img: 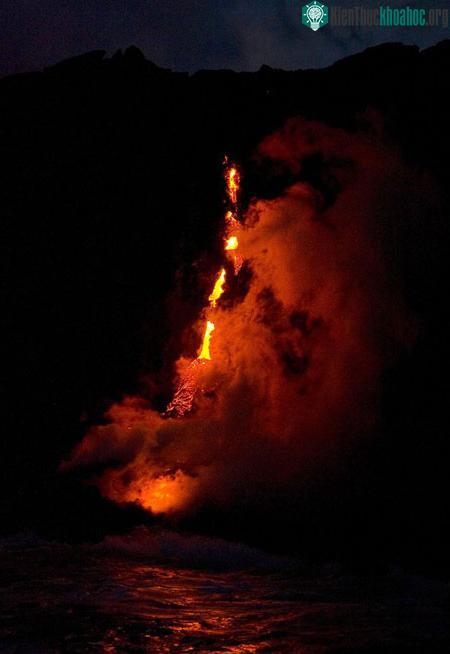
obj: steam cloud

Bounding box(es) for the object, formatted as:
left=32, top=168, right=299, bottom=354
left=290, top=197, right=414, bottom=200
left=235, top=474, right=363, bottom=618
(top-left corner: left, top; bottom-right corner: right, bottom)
left=63, top=118, right=426, bottom=516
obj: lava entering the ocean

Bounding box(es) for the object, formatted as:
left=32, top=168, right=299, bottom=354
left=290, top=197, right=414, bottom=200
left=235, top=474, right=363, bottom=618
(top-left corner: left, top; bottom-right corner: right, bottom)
left=63, top=119, right=417, bottom=518
left=165, top=158, right=243, bottom=418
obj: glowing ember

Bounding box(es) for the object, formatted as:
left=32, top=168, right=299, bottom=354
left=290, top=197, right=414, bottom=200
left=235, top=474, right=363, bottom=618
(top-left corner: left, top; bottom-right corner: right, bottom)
left=198, top=320, right=215, bottom=361
left=225, top=236, right=238, bottom=251
left=227, top=166, right=240, bottom=206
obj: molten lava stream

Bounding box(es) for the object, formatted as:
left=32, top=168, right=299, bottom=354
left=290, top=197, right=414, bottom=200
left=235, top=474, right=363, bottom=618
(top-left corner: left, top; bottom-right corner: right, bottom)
left=209, top=268, right=226, bottom=308
left=198, top=320, right=215, bottom=361
left=165, top=157, right=242, bottom=419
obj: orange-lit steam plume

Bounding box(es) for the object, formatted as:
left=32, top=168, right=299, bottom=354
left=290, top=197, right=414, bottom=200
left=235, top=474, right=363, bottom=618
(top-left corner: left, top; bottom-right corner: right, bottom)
left=63, top=119, right=419, bottom=518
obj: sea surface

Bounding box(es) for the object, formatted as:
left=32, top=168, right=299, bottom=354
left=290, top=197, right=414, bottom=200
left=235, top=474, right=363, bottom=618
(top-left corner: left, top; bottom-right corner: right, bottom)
left=0, top=529, right=448, bottom=653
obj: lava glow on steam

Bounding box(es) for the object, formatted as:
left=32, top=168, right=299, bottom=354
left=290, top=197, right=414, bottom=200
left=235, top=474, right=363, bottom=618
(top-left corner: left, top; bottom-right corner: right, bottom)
left=129, top=470, right=199, bottom=515
left=63, top=119, right=414, bottom=519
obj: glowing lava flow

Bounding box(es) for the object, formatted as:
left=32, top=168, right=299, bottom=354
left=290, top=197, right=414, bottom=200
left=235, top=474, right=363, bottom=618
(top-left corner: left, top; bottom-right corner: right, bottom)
left=208, top=268, right=226, bottom=308
left=198, top=320, right=215, bottom=361
left=165, top=158, right=242, bottom=417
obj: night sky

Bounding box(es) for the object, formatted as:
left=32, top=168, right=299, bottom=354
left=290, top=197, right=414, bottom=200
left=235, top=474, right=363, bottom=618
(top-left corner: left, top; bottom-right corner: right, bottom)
left=1, top=0, right=448, bottom=77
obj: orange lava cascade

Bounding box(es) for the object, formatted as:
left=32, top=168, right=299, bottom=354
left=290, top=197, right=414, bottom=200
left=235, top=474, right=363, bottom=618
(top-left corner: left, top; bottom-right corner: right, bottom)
left=208, top=268, right=226, bottom=308
left=198, top=320, right=215, bottom=361
left=165, top=157, right=242, bottom=417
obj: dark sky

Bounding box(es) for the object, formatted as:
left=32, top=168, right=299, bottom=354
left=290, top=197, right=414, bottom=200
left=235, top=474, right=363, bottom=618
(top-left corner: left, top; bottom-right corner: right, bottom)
left=0, top=0, right=448, bottom=77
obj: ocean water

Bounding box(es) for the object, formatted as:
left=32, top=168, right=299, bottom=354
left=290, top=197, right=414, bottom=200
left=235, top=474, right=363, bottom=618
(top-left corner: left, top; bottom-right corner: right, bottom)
left=0, top=529, right=448, bottom=653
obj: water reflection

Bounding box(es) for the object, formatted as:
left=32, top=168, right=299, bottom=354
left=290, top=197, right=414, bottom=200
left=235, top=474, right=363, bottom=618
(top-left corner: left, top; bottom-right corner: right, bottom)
left=0, top=540, right=448, bottom=653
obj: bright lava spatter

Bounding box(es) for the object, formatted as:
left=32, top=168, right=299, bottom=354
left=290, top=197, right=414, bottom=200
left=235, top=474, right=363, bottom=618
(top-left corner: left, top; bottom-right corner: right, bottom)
left=165, top=158, right=242, bottom=417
